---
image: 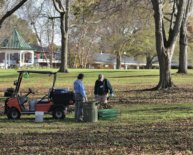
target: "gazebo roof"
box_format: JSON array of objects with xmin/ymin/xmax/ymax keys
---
[{"xmin": 0, "ymin": 28, "xmax": 33, "ymax": 50}]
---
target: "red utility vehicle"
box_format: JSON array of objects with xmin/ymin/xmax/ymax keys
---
[{"xmin": 4, "ymin": 70, "xmax": 75, "ymax": 119}]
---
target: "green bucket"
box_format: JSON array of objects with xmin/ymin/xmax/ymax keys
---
[
  {"xmin": 83, "ymin": 101, "xmax": 98, "ymax": 122},
  {"xmin": 98, "ymin": 109, "xmax": 120, "ymax": 120}
]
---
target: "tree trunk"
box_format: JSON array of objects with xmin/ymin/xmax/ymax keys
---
[
  {"xmin": 49, "ymin": 47, "xmax": 53, "ymax": 68},
  {"xmin": 73, "ymin": 54, "xmax": 77, "ymax": 68},
  {"xmin": 177, "ymin": 0, "xmax": 190, "ymax": 74},
  {"xmin": 156, "ymin": 49, "xmax": 173, "ymax": 89},
  {"xmin": 59, "ymin": 0, "xmax": 69, "ymax": 72},
  {"xmin": 116, "ymin": 52, "xmax": 121, "ymax": 69},
  {"xmin": 145, "ymin": 54, "xmax": 153, "ymax": 69},
  {"xmin": 178, "ymin": 26, "xmax": 188, "ymax": 74},
  {"xmin": 32, "ymin": 23, "xmax": 42, "ymax": 45},
  {"xmin": 59, "ymin": 13, "xmax": 66, "ymax": 72},
  {"xmin": 50, "ymin": 19, "xmax": 55, "ymax": 68},
  {"xmin": 151, "ymin": 0, "xmax": 173, "ymax": 89},
  {"xmin": 151, "ymin": 0, "xmax": 186, "ymax": 90}
]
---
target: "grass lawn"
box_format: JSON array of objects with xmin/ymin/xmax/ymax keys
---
[{"xmin": 1, "ymin": 69, "xmax": 193, "ymax": 154}]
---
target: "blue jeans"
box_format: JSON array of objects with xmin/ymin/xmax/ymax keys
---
[{"xmin": 75, "ymin": 94, "xmax": 84, "ymax": 121}]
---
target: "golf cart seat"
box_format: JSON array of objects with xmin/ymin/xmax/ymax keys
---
[
  {"xmin": 36, "ymin": 89, "xmax": 52, "ymax": 104},
  {"xmin": 29, "ymin": 98, "xmax": 51, "ymax": 111},
  {"xmin": 36, "ymin": 99, "xmax": 50, "ymax": 104}
]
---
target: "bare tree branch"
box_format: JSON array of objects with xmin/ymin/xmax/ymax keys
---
[
  {"xmin": 53, "ymin": 0, "xmax": 65, "ymax": 13},
  {"xmin": 0, "ymin": 0, "xmax": 28, "ymax": 28}
]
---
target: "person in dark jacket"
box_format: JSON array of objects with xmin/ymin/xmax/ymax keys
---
[{"xmin": 94, "ymin": 74, "xmax": 114, "ymax": 103}]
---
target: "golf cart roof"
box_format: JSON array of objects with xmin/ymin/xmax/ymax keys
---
[
  {"xmin": 17, "ymin": 70, "xmax": 57, "ymax": 74},
  {"xmin": 13, "ymin": 70, "xmax": 57, "ymax": 96}
]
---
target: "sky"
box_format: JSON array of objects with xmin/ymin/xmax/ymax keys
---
[{"xmin": 16, "ymin": 0, "xmax": 62, "ymax": 46}]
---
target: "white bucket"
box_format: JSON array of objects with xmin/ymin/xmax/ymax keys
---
[{"xmin": 35, "ymin": 111, "xmax": 44, "ymax": 122}]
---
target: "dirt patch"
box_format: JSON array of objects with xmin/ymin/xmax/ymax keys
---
[
  {"xmin": 111, "ymin": 85, "xmax": 193, "ymax": 105},
  {"xmin": 0, "ymin": 84, "xmax": 193, "ymax": 154},
  {"xmin": 1, "ymin": 84, "xmax": 193, "ymax": 107},
  {"xmin": 0, "ymin": 119, "xmax": 193, "ymax": 154}
]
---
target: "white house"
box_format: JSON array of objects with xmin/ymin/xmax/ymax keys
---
[
  {"xmin": 89, "ymin": 53, "xmax": 145, "ymax": 69},
  {"xmin": 0, "ymin": 29, "xmax": 34, "ymax": 69}
]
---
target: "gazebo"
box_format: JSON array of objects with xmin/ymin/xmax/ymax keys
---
[{"xmin": 0, "ymin": 29, "xmax": 34, "ymax": 69}]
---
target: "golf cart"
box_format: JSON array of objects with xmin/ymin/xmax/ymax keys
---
[{"xmin": 4, "ymin": 70, "xmax": 75, "ymax": 120}]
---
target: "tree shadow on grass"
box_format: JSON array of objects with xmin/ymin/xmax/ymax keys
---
[
  {"xmin": 110, "ymin": 74, "xmax": 159, "ymax": 78},
  {"xmin": 0, "ymin": 74, "xmax": 17, "ymax": 78},
  {"xmin": 1, "ymin": 119, "xmax": 193, "ymax": 154},
  {"xmin": 127, "ymin": 106, "xmax": 193, "ymax": 114},
  {"xmin": 82, "ymin": 70, "xmax": 135, "ymax": 73},
  {"xmin": 118, "ymin": 86, "xmax": 193, "ymax": 93},
  {"xmin": 0, "ymin": 115, "xmax": 76, "ymax": 123}
]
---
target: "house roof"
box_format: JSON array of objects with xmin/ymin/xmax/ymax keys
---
[
  {"xmin": 30, "ymin": 44, "xmax": 49, "ymax": 53},
  {"xmin": 92, "ymin": 53, "xmax": 139, "ymax": 65},
  {"xmin": 0, "ymin": 29, "xmax": 33, "ymax": 50},
  {"xmin": 94, "ymin": 53, "xmax": 115, "ymax": 64}
]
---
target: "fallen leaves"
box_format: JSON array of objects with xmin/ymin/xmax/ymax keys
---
[{"xmin": 0, "ymin": 119, "xmax": 192, "ymax": 154}]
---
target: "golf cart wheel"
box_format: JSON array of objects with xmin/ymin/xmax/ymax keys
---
[
  {"xmin": 7, "ymin": 108, "xmax": 21, "ymax": 119},
  {"xmin": 53, "ymin": 108, "xmax": 65, "ymax": 119}
]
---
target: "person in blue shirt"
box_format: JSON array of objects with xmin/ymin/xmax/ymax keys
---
[{"xmin": 74, "ymin": 73, "xmax": 87, "ymax": 122}]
